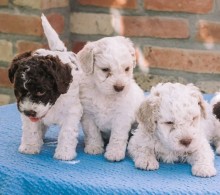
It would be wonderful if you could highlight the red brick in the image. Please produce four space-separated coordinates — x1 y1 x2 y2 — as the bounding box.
197 20 220 43
144 46 220 73
0 0 8 6
77 0 137 9
16 41 43 54
41 0 69 9
0 13 42 36
72 41 87 53
120 16 189 39
46 13 65 34
0 67 11 88
144 0 213 14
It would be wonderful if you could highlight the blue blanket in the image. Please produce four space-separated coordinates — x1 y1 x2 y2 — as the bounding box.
0 94 220 194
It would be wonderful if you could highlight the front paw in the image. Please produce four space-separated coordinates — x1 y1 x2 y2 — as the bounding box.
18 144 41 154
84 144 104 155
134 157 159 170
54 147 77 161
104 148 125 161
192 164 217 177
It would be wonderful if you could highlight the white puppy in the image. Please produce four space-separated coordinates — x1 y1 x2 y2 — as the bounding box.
77 36 145 161
128 82 217 177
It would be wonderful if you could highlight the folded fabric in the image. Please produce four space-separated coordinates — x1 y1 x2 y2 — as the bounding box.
0 95 219 194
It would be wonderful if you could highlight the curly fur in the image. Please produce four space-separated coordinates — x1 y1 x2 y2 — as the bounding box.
8 50 82 161
128 82 217 177
210 93 220 155
77 36 145 161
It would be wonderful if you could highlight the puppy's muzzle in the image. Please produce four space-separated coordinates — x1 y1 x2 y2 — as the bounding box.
23 110 37 117
113 84 124 92
179 138 192 147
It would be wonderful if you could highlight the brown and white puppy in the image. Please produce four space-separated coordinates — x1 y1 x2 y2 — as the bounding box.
8 15 83 161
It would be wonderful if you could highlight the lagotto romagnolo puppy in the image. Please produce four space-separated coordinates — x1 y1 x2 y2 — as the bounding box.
8 14 83 161
128 82 217 177
77 36 145 161
210 93 220 154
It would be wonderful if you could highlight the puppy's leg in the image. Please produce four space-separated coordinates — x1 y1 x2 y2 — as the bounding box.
104 120 131 161
54 109 82 161
82 114 104 154
19 116 44 154
188 139 217 177
128 129 159 170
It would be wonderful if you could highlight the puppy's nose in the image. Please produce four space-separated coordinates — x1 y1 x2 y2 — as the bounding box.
113 85 124 92
179 138 192 147
24 110 37 117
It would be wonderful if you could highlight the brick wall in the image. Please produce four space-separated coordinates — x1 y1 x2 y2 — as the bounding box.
0 0 69 105
1 0 220 105
70 0 220 73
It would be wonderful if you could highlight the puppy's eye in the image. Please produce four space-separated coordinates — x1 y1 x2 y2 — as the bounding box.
101 68 110 72
193 116 199 121
125 67 130 72
36 91 46 97
165 121 174 125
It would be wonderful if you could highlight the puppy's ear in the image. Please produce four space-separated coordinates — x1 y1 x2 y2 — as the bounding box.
8 51 32 83
136 97 160 133
117 36 136 68
77 42 94 74
187 83 207 119
45 56 73 94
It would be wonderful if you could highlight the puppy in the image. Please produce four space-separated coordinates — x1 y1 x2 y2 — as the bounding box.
77 36 145 161
128 82 217 177
8 15 83 161
210 93 220 154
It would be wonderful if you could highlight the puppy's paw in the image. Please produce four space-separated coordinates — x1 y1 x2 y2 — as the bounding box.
54 147 77 161
18 144 41 154
84 145 104 155
192 164 217 177
104 148 125 161
135 157 159 170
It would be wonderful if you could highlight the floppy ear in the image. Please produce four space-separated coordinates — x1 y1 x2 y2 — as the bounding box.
117 36 136 68
136 96 160 134
44 56 73 94
187 83 207 119
8 51 32 83
77 42 94 74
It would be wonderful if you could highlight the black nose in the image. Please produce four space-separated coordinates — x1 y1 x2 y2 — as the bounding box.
113 85 124 92
24 110 37 117
179 138 192 147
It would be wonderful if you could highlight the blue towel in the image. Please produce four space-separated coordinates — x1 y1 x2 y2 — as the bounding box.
0 95 220 194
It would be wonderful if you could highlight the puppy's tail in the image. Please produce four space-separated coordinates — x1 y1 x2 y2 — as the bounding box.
41 14 67 52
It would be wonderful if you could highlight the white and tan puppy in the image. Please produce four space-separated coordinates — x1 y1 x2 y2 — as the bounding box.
128 82 217 177
77 36 145 161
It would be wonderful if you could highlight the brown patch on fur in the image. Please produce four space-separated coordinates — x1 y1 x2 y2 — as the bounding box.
136 98 159 133
213 102 220 121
